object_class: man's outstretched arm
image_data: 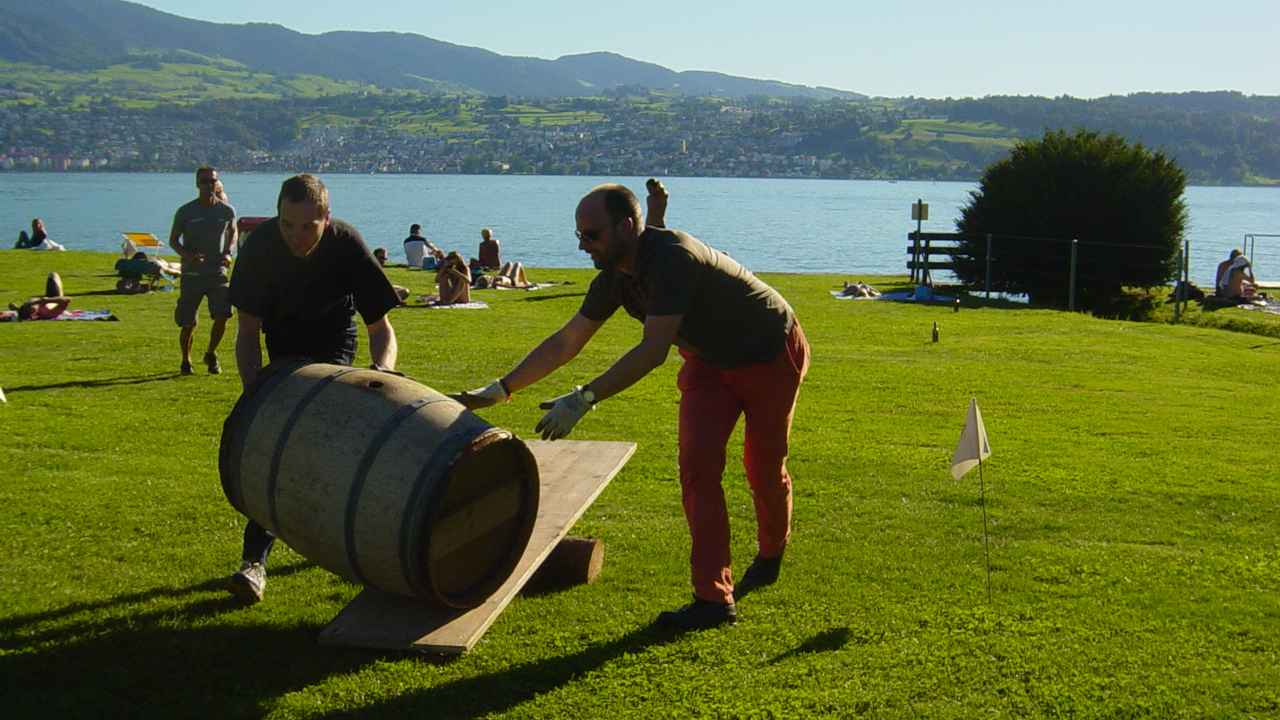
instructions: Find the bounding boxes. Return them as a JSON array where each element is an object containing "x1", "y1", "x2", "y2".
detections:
[
  {"x1": 533, "y1": 313, "x2": 680, "y2": 441},
  {"x1": 451, "y1": 312, "x2": 603, "y2": 409}
]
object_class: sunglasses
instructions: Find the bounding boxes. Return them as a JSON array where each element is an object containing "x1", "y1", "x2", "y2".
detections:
[{"x1": 575, "y1": 218, "x2": 618, "y2": 244}]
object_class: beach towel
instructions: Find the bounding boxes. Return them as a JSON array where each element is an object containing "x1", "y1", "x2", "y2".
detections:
[
  {"x1": 412, "y1": 294, "x2": 489, "y2": 309},
  {"x1": 423, "y1": 300, "x2": 488, "y2": 309},
  {"x1": 52, "y1": 310, "x2": 118, "y2": 321},
  {"x1": 830, "y1": 290, "x2": 879, "y2": 300},
  {"x1": 1235, "y1": 299, "x2": 1280, "y2": 315},
  {"x1": 3, "y1": 309, "x2": 118, "y2": 322},
  {"x1": 493, "y1": 282, "x2": 558, "y2": 291}
]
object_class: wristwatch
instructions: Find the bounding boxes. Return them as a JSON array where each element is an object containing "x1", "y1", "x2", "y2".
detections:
[{"x1": 580, "y1": 385, "x2": 597, "y2": 405}]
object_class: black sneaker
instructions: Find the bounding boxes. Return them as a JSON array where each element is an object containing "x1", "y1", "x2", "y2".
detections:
[
  {"x1": 180, "y1": 360, "x2": 194, "y2": 376},
  {"x1": 656, "y1": 597, "x2": 736, "y2": 630},
  {"x1": 204, "y1": 352, "x2": 221, "y2": 375},
  {"x1": 734, "y1": 552, "x2": 783, "y2": 601}
]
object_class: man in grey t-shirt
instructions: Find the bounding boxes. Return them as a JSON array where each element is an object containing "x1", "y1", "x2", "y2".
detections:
[{"x1": 169, "y1": 165, "x2": 237, "y2": 375}]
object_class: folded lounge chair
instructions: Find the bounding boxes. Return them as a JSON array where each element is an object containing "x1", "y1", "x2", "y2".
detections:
[{"x1": 121, "y1": 232, "x2": 164, "y2": 260}]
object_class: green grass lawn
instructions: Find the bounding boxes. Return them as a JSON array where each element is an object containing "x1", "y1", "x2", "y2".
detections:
[{"x1": 2, "y1": 251, "x2": 1278, "y2": 719}]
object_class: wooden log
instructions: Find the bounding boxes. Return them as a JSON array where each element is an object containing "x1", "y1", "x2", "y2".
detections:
[{"x1": 524, "y1": 536, "x2": 604, "y2": 591}]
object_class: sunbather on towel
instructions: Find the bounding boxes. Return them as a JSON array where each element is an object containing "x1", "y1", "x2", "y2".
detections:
[
  {"x1": 839, "y1": 281, "x2": 881, "y2": 298},
  {"x1": 9, "y1": 273, "x2": 71, "y2": 320},
  {"x1": 475, "y1": 261, "x2": 532, "y2": 289}
]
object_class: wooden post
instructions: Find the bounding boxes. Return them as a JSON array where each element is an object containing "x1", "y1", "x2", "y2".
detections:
[
  {"x1": 1069, "y1": 239, "x2": 1079, "y2": 312},
  {"x1": 985, "y1": 233, "x2": 993, "y2": 299},
  {"x1": 910, "y1": 230, "x2": 920, "y2": 284}
]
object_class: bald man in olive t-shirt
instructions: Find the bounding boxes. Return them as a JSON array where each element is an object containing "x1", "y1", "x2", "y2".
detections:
[{"x1": 452, "y1": 181, "x2": 810, "y2": 631}]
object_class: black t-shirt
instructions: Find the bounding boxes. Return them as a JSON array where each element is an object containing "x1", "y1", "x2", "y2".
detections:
[
  {"x1": 229, "y1": 217, "x2": 401, "y2": 363},
  {"x1": 579, "y1": 226, "x2": 795, "y2": 369}
]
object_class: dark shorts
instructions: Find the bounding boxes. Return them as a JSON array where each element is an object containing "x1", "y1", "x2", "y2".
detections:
[{"x1": 175, "y1": 274, "x2": 231, "y2": 327}]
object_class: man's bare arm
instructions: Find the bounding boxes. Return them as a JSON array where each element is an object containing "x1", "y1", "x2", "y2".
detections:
[
  {"x1": 501, "y1": 312, "x2": 605, "y2": 393},
  {"x1": 583, "y1": 313, "x2": 680, "y2": 402},
  {"x1": 222, "y1": 224, "x2": 238, "y2": 266},
  {"x1": 367, "y1": 316, "x2": 398, "y2": 370},
  {"x1": 235, "y1": 311, "x2": 263, "y2": 389}
]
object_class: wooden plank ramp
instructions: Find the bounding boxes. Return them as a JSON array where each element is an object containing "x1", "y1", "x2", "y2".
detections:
[{"x1": 318, "y1": 439, "x2": 636, "y2": 654}]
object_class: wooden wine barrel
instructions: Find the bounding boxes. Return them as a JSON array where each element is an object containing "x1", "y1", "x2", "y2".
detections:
[{"x1": 219, "y1": 360, "x2": 540, "y2": 608}]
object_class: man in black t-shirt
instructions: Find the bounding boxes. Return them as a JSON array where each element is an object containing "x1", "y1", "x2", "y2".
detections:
[{"x1": 223, "y1": 174, "x2": 402, "y2": 604}]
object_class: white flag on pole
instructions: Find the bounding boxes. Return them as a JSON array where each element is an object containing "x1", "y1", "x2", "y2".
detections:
[{"x1": 951, "y1": 397, "x2": 991, "y2": 480}]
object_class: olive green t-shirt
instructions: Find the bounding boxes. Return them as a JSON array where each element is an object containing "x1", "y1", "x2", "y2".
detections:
[{"x1": 579, "y1": 226, "x2": 795, "y2": 369}]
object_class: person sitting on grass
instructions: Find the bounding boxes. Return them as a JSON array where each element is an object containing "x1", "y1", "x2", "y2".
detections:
[
  {"x1": 425, "y1": 246, "x2": 446, "y2": 271},
  {"x1": 15, "y1": 218, "x2": 65, "y2": 251},
  {"x1": 474, "y1": 261, "x2": 532, "y2": 289},
  {"x1": 1215, "y1": 249, "x2": 1245, "y2": 294},
  {"x1": 372, "y1": 247, "x2": 411, "y2": 303},
  {"x1": 435, "y1": 251, "x2": 472, "y2": 305},
  {"x1": 1220, "y1": 255, "x2": 1259, "y2": 302},
  {"x1": 471, "y1": 227, "x2": 501, "y2": 271}
]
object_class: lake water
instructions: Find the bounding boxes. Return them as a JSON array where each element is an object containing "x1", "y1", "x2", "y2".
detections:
[{"x1": 1, "y1": 173, "x2": 1276, "y2": 288}]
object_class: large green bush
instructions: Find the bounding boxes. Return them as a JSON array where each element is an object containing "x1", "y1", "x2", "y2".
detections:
[{"x1": 953, "y1": 128, "x2": 1188, "y2": 308}]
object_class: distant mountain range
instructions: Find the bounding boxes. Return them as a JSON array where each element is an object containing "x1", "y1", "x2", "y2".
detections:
[{"x1": 0, "y1": 0, "x2": 862, "y2": 100}]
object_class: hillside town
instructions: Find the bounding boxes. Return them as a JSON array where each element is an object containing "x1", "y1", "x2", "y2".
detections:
[
  {"x1": 4, "y1": 86, "x2": 1278, "y2": 184},
  {"x1": 0, "y1": 90, "x2": 977, "y2": 180}
]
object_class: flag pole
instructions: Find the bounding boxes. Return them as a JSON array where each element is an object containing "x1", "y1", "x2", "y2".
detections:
[{"x1": 978, "y1": 456, "x2": 992, "y2": 603}]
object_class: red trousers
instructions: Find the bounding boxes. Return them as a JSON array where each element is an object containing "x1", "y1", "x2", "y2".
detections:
[{"x1": 676, "y1": 322, "x2": 810, "y2": 604}]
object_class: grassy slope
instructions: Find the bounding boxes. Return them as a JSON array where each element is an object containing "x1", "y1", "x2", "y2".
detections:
[
  {"x1": 0, "y1": 57, "x2": 378, "y2": 107},
  {"x1": 1, "y1": 251, "x2": 1277, "y2": 719}
]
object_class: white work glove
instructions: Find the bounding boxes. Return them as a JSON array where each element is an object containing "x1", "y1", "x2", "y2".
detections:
[
  {"x1": 535, "y1": 386, "x2": 594, "y2": 440},
  {"x1": 449, "y1": 379, "x2": 509, "y2": 410}
]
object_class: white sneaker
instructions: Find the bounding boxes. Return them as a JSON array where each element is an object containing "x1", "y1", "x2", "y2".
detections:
[{"x1": 226, "y1": 561, "x2": 266, "y2": 604}]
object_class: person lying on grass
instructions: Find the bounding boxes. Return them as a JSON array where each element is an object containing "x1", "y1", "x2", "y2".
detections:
[
  {"x1": 839, "y1": 281, "x2": 881, "y2": 298},
  {"x1": 474, "y1": 262, "x2": 531, "y2": 289},
  {"x1": 5, "y1": 272, "x2": 71, "y2": 320}
]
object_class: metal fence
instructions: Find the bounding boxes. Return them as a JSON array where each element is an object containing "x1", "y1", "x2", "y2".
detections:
[{"x1": 908, "y1": 231, "x2": 1193, "y2": 318}]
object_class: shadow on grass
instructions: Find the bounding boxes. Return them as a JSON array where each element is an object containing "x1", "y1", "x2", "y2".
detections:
[
  {"x1": 767, "y1": 627, "x2": 854, "y2": 664},
  {"x1": 518, "y1": 290, "x2": 585, "y2": 303},
  {"x1": 317, "y1": 625, "x2": 683, "y2": 720},
  {"x1": 2, "y1": 618, "x2": 381, "y2": 720},
  {"x1": 0, "y1": 560, "x2": 315, "y2": 638},
  {"x1": 4, "y1": 373, "x2": 187, "y2": 394},
  {"x1": 3, "y1": 563, "x2": 686, "y2": 719},
  {"x1": 0, "y1": 561, "x2": 389, "y2": 720}
]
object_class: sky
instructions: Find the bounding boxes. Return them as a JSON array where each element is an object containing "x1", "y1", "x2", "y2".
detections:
[{"x1": 133, "y1": 0, "x2": 1280, "y2": 99}]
